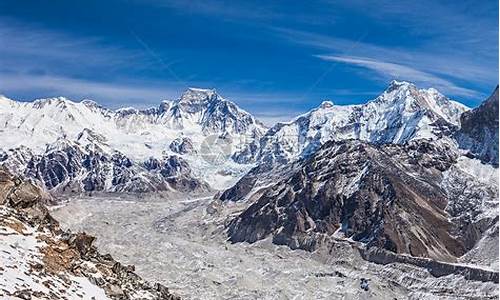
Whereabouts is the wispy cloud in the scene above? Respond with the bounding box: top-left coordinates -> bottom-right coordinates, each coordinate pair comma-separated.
316,55 -> 480,97
0,18 -> 149,76
0,18 -> 184,107
147,0 -> 282,22
274,27 -> 496,86
0,73 -> 182,108
145,0 -> 339,26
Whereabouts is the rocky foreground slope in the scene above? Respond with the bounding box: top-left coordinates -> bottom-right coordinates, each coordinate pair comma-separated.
0,166 -> 180,299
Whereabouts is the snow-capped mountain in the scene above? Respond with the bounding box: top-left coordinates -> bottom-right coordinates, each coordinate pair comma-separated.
0,88 -> 266,193
219,85 -> 498,268
257,80 -> 469,165
0,88 -> 265,157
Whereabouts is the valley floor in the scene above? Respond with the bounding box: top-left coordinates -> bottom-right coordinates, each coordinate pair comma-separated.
51,194 -> 498,300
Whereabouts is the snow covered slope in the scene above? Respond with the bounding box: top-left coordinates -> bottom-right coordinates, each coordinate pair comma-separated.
0,166 -> 180,300
258,81 -> 469,164
0,88 -> 265,159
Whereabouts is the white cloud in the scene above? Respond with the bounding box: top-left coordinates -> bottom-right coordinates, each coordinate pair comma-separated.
316,55 -> 480,98
0,73 -> 181,108
274,27 -> 496,85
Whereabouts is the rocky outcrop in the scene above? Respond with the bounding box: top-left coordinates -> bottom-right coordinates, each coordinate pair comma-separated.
456,86 -> 499,166
1,137 -> 210,194
0,166 -> 180,299
359,246 -> 498,283
142,155 -> 211,193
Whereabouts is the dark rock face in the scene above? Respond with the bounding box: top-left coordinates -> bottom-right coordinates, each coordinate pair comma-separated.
169,137 -> 195,155
231,138 -> 261,164
19,138 -> 209,194
227,140 -> 467,261
456,86 -> 499,166
143,157 -> 162,171
160,156 -> 192,177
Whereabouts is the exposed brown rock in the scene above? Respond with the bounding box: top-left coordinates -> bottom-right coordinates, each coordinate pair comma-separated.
227,139 -> 466,262
0,167 -> 181,300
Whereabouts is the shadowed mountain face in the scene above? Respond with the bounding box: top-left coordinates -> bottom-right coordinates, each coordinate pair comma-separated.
456,86 -> 499,166
3,135 -> 211,194
227,140 -> 469,262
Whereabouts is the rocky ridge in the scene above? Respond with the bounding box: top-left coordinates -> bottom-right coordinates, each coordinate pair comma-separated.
219,86 -> 498,267
0,133 -> 210,194
0,166 -> 180,299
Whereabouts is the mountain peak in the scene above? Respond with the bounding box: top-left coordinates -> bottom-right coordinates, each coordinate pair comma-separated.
32,96 -> 73,109
179,87 -> 219,103
385,80 -> 416,93
320,100 -> 334,109
80,99 -> 100,108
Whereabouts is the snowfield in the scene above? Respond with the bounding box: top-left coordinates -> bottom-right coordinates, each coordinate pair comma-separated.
51,194 -> 498,300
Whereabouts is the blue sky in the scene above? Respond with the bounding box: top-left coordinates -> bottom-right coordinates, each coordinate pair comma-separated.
0,0 -> 498,124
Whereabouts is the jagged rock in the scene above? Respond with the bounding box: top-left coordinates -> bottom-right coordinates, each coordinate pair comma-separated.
69,233 -> 95,257
169,137 -> 195,154
105,284 -> 125,297
160,156 -> 192,178
21,137 -> 209,194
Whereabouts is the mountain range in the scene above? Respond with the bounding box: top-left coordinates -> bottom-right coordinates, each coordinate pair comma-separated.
0,80 -> 498,299
1,81 -> 495,195
219,83 -> 498,269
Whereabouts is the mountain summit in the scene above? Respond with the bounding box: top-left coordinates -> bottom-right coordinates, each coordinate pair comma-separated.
257,81 -> 468,165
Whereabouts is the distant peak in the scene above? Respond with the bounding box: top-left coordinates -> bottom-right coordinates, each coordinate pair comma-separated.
177,87 -> 223,107
320,100 -> 334,109
77,128 -> 108,145
46,136 -> 75,153
386,80 -> 415,92
178,87 -> 219,103
425,87 -> 444,97
187,87 -> 217,93
80,99 -> 107,111
115,107 -> 139,115
32,97 -> 74,109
